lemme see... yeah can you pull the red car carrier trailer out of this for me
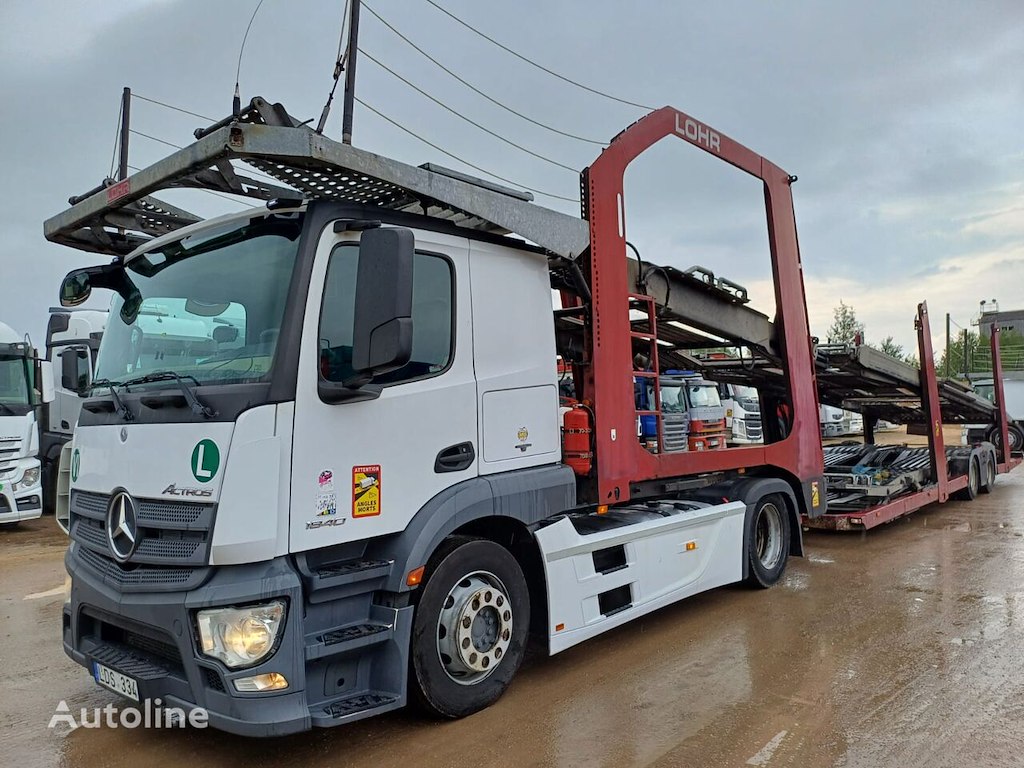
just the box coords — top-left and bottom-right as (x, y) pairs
(43, 95), (1018, 734)
(706, 305), (1022, 531)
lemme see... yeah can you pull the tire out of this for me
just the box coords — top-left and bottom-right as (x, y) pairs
(980, 454), (996, 494)
(954, 457), (980, 501)
(986, 424), (1024, 455)
(410, 536), (530, 719)
(745, 494), (791, 589)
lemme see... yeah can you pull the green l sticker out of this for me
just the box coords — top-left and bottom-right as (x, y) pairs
(191, 440), (220, 483)
(71, 449), (80, 482)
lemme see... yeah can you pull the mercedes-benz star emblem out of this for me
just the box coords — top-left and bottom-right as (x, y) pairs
(106, 491), (138, 562)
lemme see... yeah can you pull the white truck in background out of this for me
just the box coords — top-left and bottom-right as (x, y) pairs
(717, 383), (763, 445)
(964, 374), (1024, 453)
(0, 322), (55, 523)
(40, 309), (107, 517)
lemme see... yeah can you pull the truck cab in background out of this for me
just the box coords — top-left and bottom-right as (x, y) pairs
(964, 375), (1024, 453)
(0, 322), (54, 523)
(717, 383), (763, 445)
(40, 309), (107, 514)
(638, 373), (728, 452)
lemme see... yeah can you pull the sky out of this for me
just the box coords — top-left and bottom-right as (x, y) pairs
(1, 0), (1022, 356)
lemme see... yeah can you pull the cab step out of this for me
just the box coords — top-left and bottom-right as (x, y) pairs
(305, 620), (393, 661)
(310, 690), (402, 727)
(305, 558), (393, 602)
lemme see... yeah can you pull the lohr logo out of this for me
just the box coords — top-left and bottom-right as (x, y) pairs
(675, 113), (721, 153)
(191, 440), (220, 483)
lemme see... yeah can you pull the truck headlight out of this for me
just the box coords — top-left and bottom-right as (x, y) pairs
(13, 467), (40, 492)
(196, 601), (286, 668)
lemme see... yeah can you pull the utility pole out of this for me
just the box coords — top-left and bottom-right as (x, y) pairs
(962, 328), (969, 377)
(118, 86), (131, 181)
(341, 0), (361, 145)
(945, 312), (950, 378)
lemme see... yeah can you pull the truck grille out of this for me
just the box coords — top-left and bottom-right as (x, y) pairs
(69, 489), (215, 592)
(662, 414), (690, 453)
(743, 415), (763, 440)
(0, 436), (23, 479)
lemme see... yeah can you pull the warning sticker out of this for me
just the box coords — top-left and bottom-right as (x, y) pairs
(352, 465), (381, 517)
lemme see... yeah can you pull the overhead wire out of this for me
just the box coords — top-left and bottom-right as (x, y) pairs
(359, 49), (579, 173)
(131, 94), (216, 123)
(316, 0), (352, 134)
(355, 96), (580, 203)
(422, 0), (653, 111)
(361, 2), (605, 146)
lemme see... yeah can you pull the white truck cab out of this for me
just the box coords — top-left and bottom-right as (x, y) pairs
(59, 203), (570, 734)
(40, 308), (107, 513)
(718, 382), (763, 445)
(0, 322), (54, 523)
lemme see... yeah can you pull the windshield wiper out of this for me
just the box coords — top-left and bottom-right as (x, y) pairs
(122, 371), (218, 419)
(0, 402), (17, 416)
(91, 378), (134, 422)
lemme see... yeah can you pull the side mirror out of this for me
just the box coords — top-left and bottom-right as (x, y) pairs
(348, 227), (414, 386)
(60, 264), (143, 324)
(60, 269), (93, 307)
(38, 360), (55, 405)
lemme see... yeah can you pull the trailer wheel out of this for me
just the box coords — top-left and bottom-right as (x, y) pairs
(954, 457), (980, 501)
(979, 454), (996, 494)
(410, 536), (530, 719)
(745, 494), (791, 589)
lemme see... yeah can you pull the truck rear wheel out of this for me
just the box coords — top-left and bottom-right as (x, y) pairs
(980, 454), (996, 494)
(954, 457), (980, 501)
(745, 494), (790, 589)
(410, 537), (530, 719)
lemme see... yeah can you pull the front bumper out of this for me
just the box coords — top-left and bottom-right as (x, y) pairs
(0, 458), (42, 524)
(63, 545), (413, 736)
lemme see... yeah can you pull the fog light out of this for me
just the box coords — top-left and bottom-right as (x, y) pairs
(233, 672), (289, 692)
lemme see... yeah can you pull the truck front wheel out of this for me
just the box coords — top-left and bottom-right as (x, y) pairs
(410, 537), (530, 718)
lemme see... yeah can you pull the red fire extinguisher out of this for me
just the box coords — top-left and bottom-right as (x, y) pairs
(562, 405), (592, 475)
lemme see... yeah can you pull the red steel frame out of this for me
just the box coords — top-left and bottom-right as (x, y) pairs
(807, 303), (1019, 531)
(580, 107), (823, 504)
(989, 325), (1021, 473)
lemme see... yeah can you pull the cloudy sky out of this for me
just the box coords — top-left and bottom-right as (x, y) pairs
(1, 0), (1022, 355)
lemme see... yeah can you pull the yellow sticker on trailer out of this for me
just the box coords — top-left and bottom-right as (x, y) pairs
(811, 481), (821, 507)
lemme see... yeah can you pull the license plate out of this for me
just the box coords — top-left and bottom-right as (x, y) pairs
(93, 661), (139, 701)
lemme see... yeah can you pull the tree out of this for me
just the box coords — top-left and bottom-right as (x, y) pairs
(878, 336), (904, 360)
(828, 300), (865, 345)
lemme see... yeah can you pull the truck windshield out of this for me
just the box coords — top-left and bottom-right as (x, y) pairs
(94, 214), (303, 388)
(974, 383), (994, 403)
(0, 354), (31, 410)
(652, 383), (687, 413)
(687, 384), (721, 408)
(731, 385), (758, 400)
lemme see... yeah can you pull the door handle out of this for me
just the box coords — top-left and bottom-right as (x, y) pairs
(435, 442), (475, 473)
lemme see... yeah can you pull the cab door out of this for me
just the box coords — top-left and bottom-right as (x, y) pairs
(289, 226), (477, 552)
